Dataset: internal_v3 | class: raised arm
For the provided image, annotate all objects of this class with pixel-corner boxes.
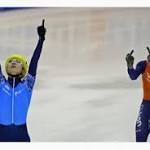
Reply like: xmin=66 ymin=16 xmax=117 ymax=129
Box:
xmin=126 ymin=50 xmax=146 ymax=80
xmin=0 ymin=64 xmax=2 ymax=75
xmin=28 ymin=19 xmax=46 ymax=76
xmin=128 ymin=61 xmax=146 ymax=80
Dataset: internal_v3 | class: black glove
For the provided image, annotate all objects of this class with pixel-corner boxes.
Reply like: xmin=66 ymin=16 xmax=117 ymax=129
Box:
xmin=126 ymin=50 xmax=134 ymax=69
xmin=37 ymin=19 xmax=46 ymax=40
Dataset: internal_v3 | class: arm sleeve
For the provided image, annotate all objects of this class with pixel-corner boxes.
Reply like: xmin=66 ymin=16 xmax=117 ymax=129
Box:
xmin=128 ymin=61 xmax=147 ymax=80
xmin=28 ymin=38 xmax=44 ymax=77
xmin=25 ymin=73 xmax=36 ymax=92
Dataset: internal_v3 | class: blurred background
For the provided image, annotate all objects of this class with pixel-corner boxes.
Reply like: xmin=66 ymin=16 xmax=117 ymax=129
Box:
xmin=0 ymin=7 xmax=150 ymax=142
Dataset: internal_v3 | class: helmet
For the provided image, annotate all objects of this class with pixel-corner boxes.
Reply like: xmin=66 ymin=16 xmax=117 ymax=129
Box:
xmin=5 ymin=54 xmax=28 ymax=78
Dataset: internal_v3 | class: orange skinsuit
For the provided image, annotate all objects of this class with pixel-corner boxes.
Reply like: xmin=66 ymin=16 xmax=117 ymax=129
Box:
xmin=142 ymin=62 xmax=150 ymax=100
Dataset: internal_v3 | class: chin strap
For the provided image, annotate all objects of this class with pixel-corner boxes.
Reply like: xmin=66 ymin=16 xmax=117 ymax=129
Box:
xmin=8 ymin=73 xmax=23 ymax=78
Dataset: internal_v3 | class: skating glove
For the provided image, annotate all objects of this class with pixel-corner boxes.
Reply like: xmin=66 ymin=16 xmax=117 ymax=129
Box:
xmin=126 ymin=50 xmax=134 ymax=69
xmin=37 ymin=19 xmax=46 ymax=41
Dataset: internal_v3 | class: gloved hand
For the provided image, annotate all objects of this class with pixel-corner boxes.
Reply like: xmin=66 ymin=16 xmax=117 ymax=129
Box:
xmin=147 ymin=47 xmax=150 ymax=63
xmin=37 ymin=19 xmax=46 ymax=40
xmin=126 ymin=50 xmax=134 ymax=69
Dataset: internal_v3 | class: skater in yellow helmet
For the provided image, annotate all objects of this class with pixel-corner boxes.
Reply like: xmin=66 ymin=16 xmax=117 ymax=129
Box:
xmin=0 ymin=19 xmax=46 ymax=142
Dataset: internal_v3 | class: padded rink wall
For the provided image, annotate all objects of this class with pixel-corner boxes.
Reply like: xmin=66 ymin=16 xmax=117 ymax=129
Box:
xmin=0 ymin=8 xmax=108 ymax=66
xmin=0 ymin=8 xmax=149 ymax=73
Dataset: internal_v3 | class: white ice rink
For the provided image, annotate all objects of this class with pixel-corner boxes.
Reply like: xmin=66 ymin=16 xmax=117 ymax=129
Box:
xmin=0 ymin=8 xmax=150 ymax=142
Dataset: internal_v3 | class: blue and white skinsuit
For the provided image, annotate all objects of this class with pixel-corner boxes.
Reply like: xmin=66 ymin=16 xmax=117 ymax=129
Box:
xmin=0 ymin=38 xmax=44 ymax=142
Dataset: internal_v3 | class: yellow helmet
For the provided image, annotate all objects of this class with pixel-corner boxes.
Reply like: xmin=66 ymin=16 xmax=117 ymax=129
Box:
xmin=5 ymin=54 xmax=28 ymax=77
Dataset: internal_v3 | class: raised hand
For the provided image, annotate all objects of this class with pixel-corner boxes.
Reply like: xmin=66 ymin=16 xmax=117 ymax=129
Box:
xmin=126 ymin=50 xmax=134 ymax=68
xmin=37 ymin=19 xmax=46 ymax=40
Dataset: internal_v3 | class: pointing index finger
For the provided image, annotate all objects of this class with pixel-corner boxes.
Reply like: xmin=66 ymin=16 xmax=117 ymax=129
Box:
xmin=42 ymin=19 xmax=45 ymax=27
xmin=147 ymin=46 xmax=150 ymax=54
xmin=130 ymin=49 xmax=134 ymax=55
